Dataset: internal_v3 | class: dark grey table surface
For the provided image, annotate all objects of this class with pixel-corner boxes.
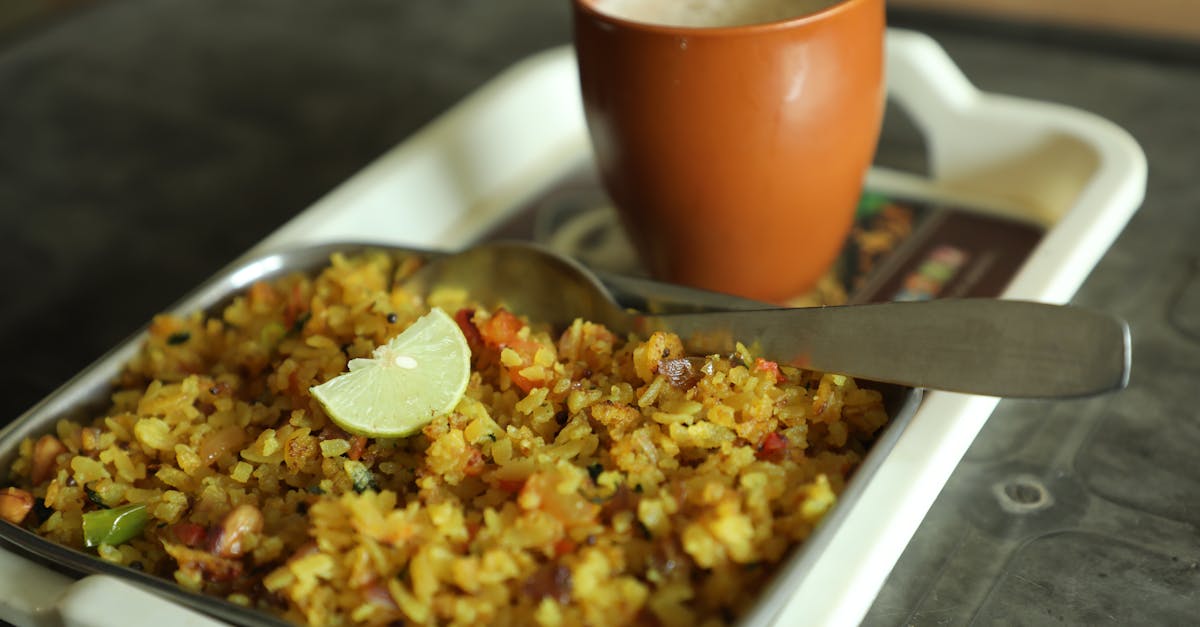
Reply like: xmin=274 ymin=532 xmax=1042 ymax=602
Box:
xmin=3 ymin=2 xmax=1199 ymax=625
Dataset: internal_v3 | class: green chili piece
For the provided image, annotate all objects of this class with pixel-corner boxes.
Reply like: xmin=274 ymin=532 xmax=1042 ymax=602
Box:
xmin=345 ymin=460 xmax=378 ymax=494
xmin=291 ymin=311 xmax=312 ymax=335
xmin=82 ymin=503 xmax=148 ymax=548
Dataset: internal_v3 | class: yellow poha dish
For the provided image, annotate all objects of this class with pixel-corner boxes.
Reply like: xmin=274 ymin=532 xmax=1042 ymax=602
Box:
xmin=0 ymin=250 xmax=890 ymax=626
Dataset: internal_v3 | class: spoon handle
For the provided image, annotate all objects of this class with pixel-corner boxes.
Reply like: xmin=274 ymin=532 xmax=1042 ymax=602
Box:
xmin=640 ymin=299 xmax=1130 ymax=398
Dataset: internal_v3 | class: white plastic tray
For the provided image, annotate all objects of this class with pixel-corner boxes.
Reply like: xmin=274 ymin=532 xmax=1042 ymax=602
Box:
xmin=0 ymin=29 xmax=1145 ymax=627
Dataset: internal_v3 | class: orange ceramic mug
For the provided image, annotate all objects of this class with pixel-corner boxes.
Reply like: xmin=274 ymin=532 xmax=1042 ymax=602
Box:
xmin=573 ymin=0 xmax=886 ymax=302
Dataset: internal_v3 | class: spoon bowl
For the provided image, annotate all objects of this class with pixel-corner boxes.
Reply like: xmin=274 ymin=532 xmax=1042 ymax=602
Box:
xmin=404 ymin=241 xmax=1131 ymax=398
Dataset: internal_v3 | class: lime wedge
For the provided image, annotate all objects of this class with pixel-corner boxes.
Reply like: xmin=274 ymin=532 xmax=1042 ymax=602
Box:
xmin=310 ymin=308 xmax=471 ymax=437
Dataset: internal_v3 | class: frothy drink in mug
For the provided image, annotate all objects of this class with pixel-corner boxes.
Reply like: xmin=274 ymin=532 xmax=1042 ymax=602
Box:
xmin=591 ymin=0 xmax=838 ymax=27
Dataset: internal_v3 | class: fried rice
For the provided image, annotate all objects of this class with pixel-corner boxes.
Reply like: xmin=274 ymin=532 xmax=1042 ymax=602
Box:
xmin=0 ymin=249 xmax=890 ymax=626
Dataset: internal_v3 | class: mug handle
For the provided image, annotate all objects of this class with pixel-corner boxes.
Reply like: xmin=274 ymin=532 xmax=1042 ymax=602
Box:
xmin=885 ymin=29 xmax=1146 ymax=305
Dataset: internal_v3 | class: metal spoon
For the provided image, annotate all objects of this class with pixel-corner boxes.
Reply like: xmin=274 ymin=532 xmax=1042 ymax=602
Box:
xmin=404 ymin=241 xmax=1130 ymax=398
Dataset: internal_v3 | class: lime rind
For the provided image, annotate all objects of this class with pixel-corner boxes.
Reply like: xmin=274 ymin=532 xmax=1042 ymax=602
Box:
xmin=310 ymin=308 xmax=471 ymax=438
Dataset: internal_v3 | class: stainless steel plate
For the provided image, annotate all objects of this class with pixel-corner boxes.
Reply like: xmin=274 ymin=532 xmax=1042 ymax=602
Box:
xmin=0 ymin=242 xmax=922 ymax=626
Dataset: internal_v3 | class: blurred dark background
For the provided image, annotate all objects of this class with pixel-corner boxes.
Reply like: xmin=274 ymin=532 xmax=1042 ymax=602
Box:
xmin=0 ymin=1 xmax=577 ymax=422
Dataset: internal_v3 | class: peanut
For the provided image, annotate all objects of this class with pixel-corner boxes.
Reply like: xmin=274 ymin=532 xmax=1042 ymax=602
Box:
xmin=0 ymin=488 xmax=34 ymax=524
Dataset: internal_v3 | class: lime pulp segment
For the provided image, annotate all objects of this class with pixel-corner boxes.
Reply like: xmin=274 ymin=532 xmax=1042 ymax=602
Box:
xmin=310 ymin=308 xmax=472 ymax=438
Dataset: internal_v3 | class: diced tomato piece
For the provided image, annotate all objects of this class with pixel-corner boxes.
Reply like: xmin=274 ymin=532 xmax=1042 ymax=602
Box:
xmin=455 ymin=308 xmax=485 ymax=352
xmin=347 ymin=436 xmax=368 ymax=462
xmin=507 ymin=369 xmax=538 ymax=393
xmin=476 ymin=309 xmax=545 ymax=392
xmin=756 ymin=431 xmax=789 ymax=462
xmin=754 ymin=358 xmax=786 ymax=383
xmin=553 ymin=537 xmax=576 ymax=557
xmin=284 ymin=282 xmax=307 ymax=328
xmin=497 ymin=478 xmax=526 ymax=493
xmin=173 ymin=522 xmax=208 ymax=548
xmin=480 ymin=309 xmax=524 ymax=348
